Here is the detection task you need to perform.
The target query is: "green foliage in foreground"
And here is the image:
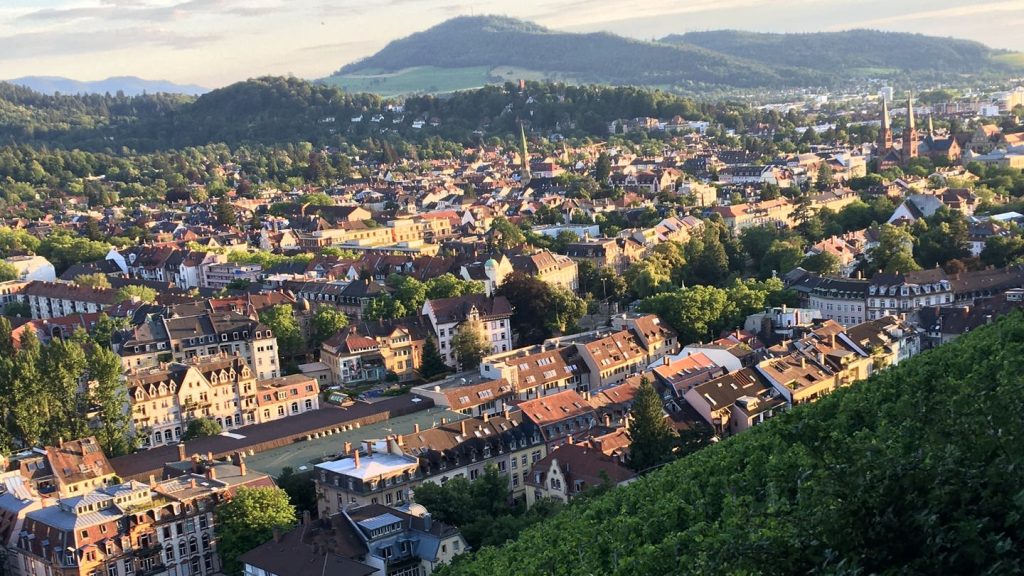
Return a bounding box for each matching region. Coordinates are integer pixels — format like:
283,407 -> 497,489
441,312 -> 1024,575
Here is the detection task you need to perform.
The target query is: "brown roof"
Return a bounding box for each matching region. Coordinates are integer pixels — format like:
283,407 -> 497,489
518,389 -> 594,426
46,437 -> 115,489
426,294 -> 512,323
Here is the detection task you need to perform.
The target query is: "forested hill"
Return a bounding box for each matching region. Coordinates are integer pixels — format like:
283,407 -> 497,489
667,29 -> 1019,78
440,312 -> 1024,575
326,16 -> 1023,95
0,77 -> 719,150
327,15 -> 811,93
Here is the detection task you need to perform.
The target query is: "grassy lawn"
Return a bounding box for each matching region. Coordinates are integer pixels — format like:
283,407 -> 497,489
321,66 -> 493,96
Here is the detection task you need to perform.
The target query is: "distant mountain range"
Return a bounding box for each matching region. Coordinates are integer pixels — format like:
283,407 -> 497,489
323,16 -> 1024,96
6,76 -> 208,96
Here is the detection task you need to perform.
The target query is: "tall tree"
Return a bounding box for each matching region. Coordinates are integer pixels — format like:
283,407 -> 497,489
626,377 -> 676,472
418,337 -> 448,380
74,272 -> 112,289
452,318 -> 491,370
216,487 -> 295,576
216,195 -> 237,226
42,338 -> 88,444
259,304 -> 304,359
11,330 -> 45,446
310,306 -> 348,348
89,344 -> 136,456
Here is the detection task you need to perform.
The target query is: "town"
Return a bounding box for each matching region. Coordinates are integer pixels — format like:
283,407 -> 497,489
1,73 -> 1024,576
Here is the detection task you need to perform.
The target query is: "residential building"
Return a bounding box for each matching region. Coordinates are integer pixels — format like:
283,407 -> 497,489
577,330 -> 648,391
3,255 -> 56,282
683,368 -> 786,436
253,374 -> 321,424
524,442 -> 635,507
320,318 -> 427,386
18,281 -> 118,320
518,390 -> 598,449
201,262 -> 262,289
422,295 -> 513,368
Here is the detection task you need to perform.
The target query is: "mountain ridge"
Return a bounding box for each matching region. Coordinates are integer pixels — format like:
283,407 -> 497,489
324,16 -> 1023,96
6,75 -> 208,97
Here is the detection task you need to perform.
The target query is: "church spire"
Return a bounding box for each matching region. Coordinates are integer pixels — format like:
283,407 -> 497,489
906,91 -> 915,131
879,97 -> 893,151
902,91 -> 919,162
928,114 -> 934,138
519,122 -> 531,186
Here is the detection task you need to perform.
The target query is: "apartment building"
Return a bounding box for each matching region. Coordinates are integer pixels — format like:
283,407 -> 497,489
126,354 -> 258,447
320,318 -> 427,386
19,281 -> 118,319
314,414 -> 546,515
422,294 -> 513,368
577,330 -> 649,391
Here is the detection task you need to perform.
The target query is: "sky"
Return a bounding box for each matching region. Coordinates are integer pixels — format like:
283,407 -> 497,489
1,0 -> 1023,88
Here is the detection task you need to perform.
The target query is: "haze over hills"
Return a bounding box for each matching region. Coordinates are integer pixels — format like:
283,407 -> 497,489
323,15 -> 1024,96
6,76 -> 208,97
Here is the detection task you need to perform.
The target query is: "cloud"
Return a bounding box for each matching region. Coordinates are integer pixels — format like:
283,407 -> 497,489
0,26 -> 217,59
17,0 -> 282,24
841,0 -> 1024,29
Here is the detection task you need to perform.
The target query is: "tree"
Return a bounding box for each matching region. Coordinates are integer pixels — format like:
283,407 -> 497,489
42,338 -> 88,444
488,217 -> 526,252
594,152 -> 612,182
216,487 -> 295,576
499,273 -> 585,345
276,467 -> 316,515
870,224 -> 920,274
426,273 -> 484,300
259,304 -> 304,359
545,285 -> 587,335
310,306 -> 348,348
11,330 -> 45,447
452,317 -> 491,370
418,337 -> 449,380
116,285 -> 157,304
364,295 -> 407,321
388,274 -> 428,312
183,417 -> 222,441
801,251 -> 842,276
637,285 -> 734,345
627,377 -> 676,472
815,162 -> 834,190
760,239 -> 804,278
3,301 -> 30,317
0,260 -> 18,282
89,344 -> 137,456
216,195 -> 237,226
74,272 -> 112,289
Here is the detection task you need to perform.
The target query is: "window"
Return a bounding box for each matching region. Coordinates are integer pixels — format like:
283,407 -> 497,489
108,564 -> 118,576
189,537 -> 198,554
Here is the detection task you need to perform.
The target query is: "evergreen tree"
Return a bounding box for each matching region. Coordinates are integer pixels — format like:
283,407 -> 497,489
216,195 -> 237,226
626,377 -> 676,472
418,337 -> 448,380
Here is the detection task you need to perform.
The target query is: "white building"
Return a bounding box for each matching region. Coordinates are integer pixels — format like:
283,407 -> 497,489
422,294 -> 514,368
3,255 -> 55,282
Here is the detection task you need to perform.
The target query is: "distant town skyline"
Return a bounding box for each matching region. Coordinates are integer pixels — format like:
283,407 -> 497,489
2,0 -> 1022,88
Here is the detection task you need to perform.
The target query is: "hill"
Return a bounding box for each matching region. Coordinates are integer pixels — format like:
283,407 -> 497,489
440,312 -> 1024,575
325,15 -> 809,95
6,75 -> 208,96
666,29 -> 1021,79
325,16 -> 1023,96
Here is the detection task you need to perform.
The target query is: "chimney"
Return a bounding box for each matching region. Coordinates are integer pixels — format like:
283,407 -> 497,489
800,357 -> 806,369
302,510 -> 312,526
566,435 -> 574,445
206,466 -> 217,481
343,441 -> 352,455
206,451 -> 213,462
482,412 -> 489,423
191,454 -> 201,474
148,474 -> 156,488
460,420 -> 467,436
413,423 -> 420,434
663,355 -> 670,366
353,450 -> 361,469
272,528 -> 282,543
422,512 -> 432,532
503,405 -> 511,419
178,443 -> 187,462
830,334 -> 836,347
238,454 -> 247,477
190,478 -> 197,489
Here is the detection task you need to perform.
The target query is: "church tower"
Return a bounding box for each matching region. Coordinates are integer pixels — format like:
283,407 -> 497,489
902,92 -> 919,162
519,122 -> 532,187
879,97 -> 893,151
